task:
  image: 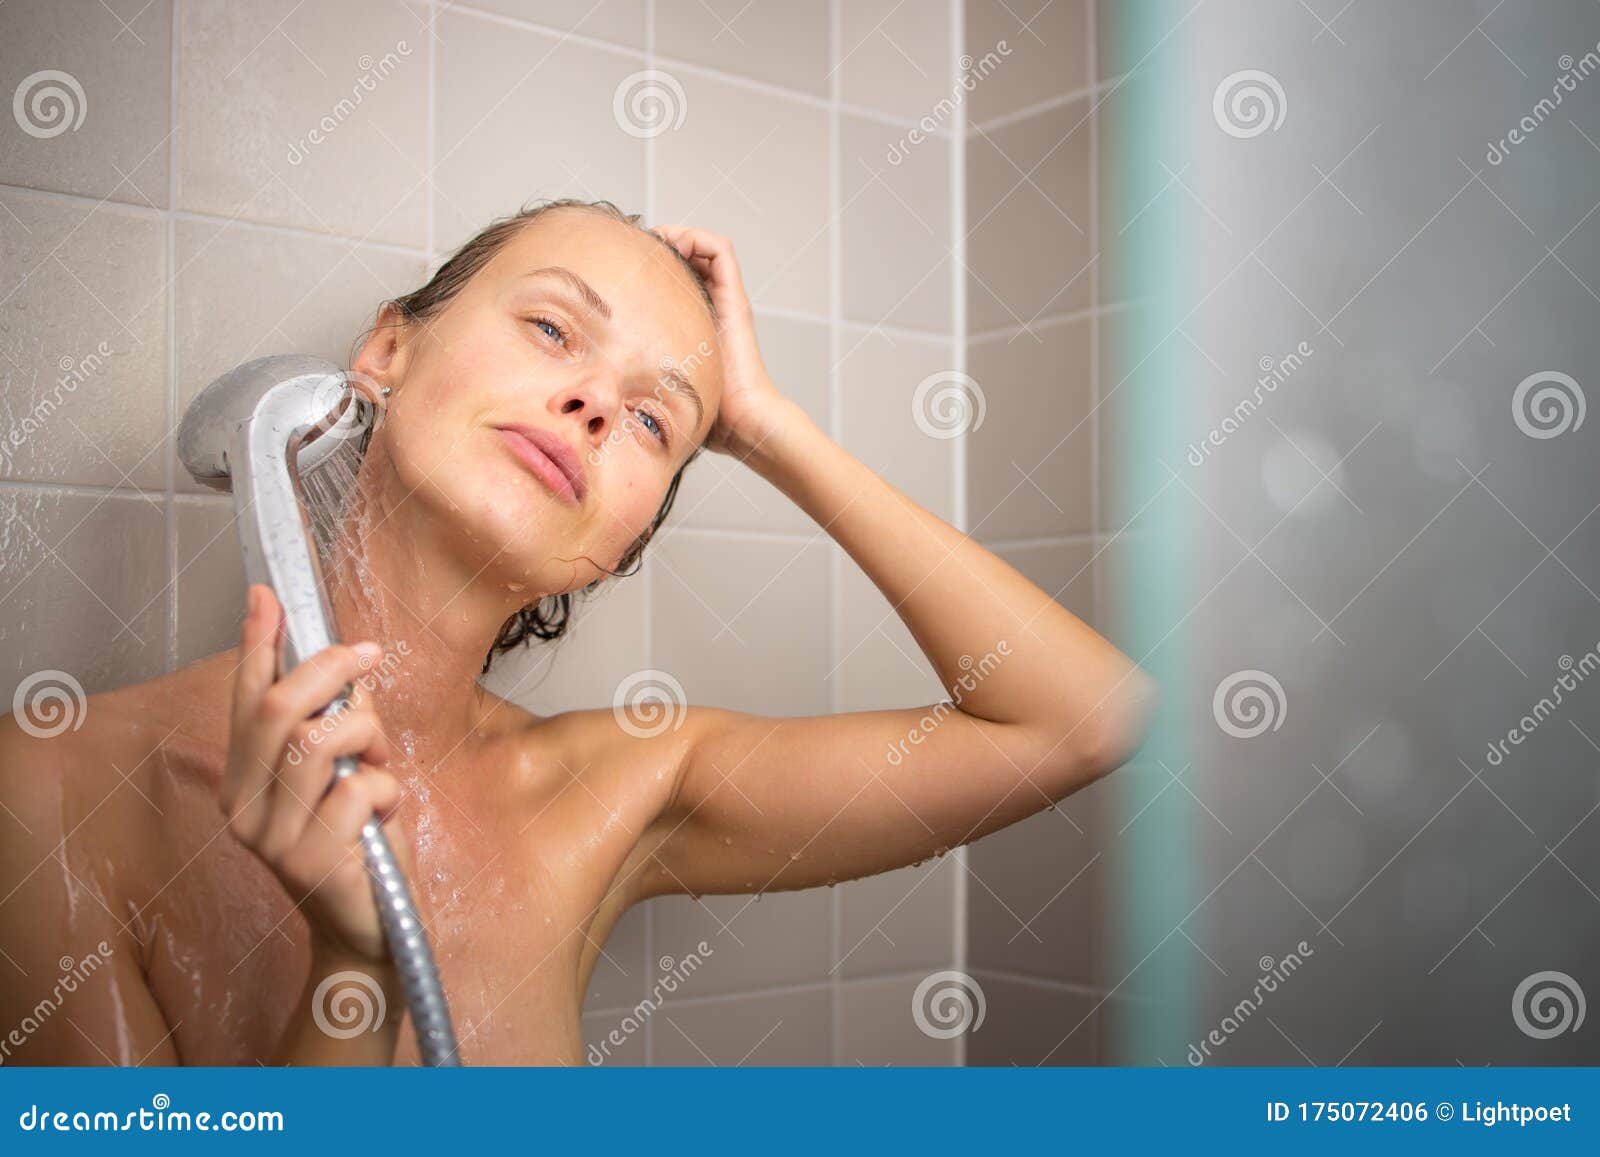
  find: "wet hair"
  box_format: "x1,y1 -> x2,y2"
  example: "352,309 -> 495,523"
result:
359,197 -> 715,673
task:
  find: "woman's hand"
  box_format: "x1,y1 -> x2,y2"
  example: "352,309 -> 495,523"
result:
225,583 -> 407,964
651,224 -> 795,459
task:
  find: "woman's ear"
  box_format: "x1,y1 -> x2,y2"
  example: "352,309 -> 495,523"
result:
351,302 -> 410,396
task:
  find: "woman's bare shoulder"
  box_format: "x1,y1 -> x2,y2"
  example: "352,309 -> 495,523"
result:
0,658 -> 232,860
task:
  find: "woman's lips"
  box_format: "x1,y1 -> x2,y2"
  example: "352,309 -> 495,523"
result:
495,427 -> 583,506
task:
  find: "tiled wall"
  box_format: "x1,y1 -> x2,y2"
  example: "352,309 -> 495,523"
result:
0,0 -> 975,1066
959,0 -> 1127,1065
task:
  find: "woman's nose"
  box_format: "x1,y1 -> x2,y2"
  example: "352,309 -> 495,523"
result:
555,371 -> 623,442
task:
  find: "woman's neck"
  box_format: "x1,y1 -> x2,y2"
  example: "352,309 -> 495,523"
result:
317,459 -> 539,761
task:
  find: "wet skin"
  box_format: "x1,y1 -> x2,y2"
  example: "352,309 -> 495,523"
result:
3,659 -> 676,1065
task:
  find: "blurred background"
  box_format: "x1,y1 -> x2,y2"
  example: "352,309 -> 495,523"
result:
1,0 -> 1596,1066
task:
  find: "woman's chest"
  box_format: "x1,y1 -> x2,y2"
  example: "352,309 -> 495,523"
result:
143,742 -> 664,1064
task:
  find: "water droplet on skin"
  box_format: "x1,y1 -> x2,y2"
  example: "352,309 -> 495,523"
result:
788,852 -> 801,862
720,836 -> 733,846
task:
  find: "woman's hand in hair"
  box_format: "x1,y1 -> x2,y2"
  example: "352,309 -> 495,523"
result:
651,224 -> 796,460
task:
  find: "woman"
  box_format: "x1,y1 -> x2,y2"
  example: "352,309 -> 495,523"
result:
0,199 -> 1156,1065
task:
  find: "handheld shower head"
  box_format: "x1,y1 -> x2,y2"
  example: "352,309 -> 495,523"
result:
178,354 -> 461,1066
177,355 -> 370,672
177,354 -> 365,487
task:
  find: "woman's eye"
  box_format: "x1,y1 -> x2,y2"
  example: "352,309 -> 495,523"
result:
531,316 -> 566,345
635,407 -> 669,445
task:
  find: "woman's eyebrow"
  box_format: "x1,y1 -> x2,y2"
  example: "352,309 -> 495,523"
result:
521,266 -> 612,320
657,365 -> 706,433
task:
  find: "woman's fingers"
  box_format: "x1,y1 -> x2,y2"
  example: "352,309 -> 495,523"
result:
652,225 -> 749,307
253,707 -> 393,863
277,766 -> 401,900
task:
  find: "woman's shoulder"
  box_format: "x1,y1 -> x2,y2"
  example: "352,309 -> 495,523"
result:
0,659 -> 231,859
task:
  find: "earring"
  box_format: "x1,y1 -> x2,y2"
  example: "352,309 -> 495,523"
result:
380,386 -> 392,397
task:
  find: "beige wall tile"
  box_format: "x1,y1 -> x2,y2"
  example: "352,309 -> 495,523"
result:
173,497 -> 246,668
967,317 -> 1094,539
0,487 -> 166,701
0,0 -> 171,206
967,96 -> 1093,331
0,192 -> 167,489
177,0 -> 428,246
650,529 -> 830,716
172,216 -> 425,493
839,0 -> 954,121
964,971 -> 1100,1065
655,71 -> 829,315
654,0 -> 829,96
463,0 -> 646,48
480,560 -> 650,716
840,115 -> 952,332
652,984 -> 831,1064
835,856 -> 958,978
965,0 -> 1089,125
967,783 -> 1105,986
837,329 -> 957,523
837,972 -> 961,1065
433,10 -> 647,252
674,315 -> 828,534
834,542 -> 946,713
649,888 -> 832,995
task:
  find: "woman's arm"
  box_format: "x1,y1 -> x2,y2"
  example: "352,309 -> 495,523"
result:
628,228 -> 1157,901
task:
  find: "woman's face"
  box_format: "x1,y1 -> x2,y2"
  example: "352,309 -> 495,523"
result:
355,209 -> 723,596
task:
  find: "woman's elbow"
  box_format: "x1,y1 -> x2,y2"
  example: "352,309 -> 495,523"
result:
1043,666 -> 1160,792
